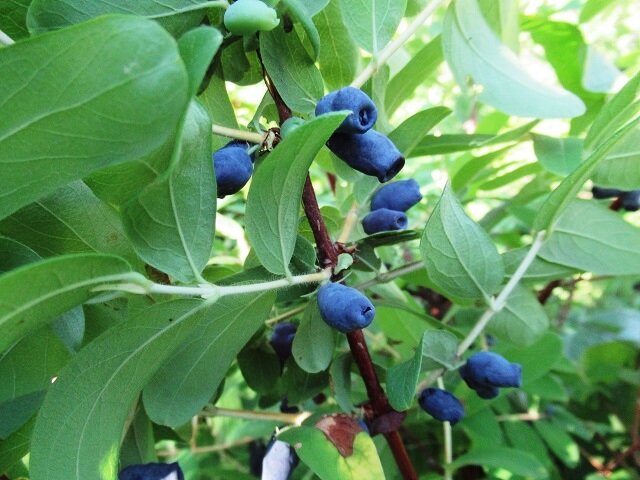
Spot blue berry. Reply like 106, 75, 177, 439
317, 283, 375, 333
248, 440, 267, 477
361, 208, 408, 235
270, 322, 297, 361
327, 130, 404, 182
418, 388, 465, 425
262, 438, 298, 480
621, 190, 640, 211
592, 186, 624, 199
315, 86, 378, 134
459, 351, 522, 399
213, 141, 253, 198
370, 179, 422, 212
119, 462, 184, 480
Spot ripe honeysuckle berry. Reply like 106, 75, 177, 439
262, 438, 299, 480
621, 190, 640, 211
315, 86, 378, 134
223, 0, 280, 36
270, 322, 297, 361
418, 388, 465, 425
248, 440, 267, 477
361, 208, 408, 235
212, 141, 253, 198
459, 351, 522, 398
592, 186, 624, 199
327, 130, 404, 183
280, 116, 305, 138
317, 282, 375, 333
370, 179, 422, 212
118, 462, 184, 480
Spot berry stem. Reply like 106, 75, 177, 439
437, 377, 453, 480
212, 124, 265, 144
202, 406, 311, 425
351, 0, 448, 88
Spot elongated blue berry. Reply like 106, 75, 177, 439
262, 438, 298, 480
621, 190, 640, 211
459, 351, 522, 399
270, 322, 297, 361
592, 186, 624, 199
418, 388, 465, 424
317, 283, 375, 333
371, 179, 422, 212
362, 208, 407, 235
119, 462, 184, 480
327, 130, 404, 182
315, 86, 378, 134
213, 141, 253, 198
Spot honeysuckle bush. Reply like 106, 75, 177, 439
0, 0, 639, 479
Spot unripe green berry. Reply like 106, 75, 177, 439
224, 0, 280, 36
280, 117, 305, 138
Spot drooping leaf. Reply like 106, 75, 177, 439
177, 25, 223, 97
143, 292, 275, 426
119, 405, 157, 467
538, 200, 640, 275
488, 286, 549, 346
442, 0, 585, 118
122, 100, 215, 283
314, 0, 358, 90
387, 330, 458, 411
0, 181, 138, 264
279, 426, 385, 479
338, 0, 407, 54
292, 300, 336, 374
0, 254, 133, 353
0, 16, 189, 220
532, 134, 583, 176
30, 299, 213, 480
246, 112, 347, 275
420, 183, 504, 301
260, 23, 325, 114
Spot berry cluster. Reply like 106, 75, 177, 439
418, 351, 522, 424
592, 186, 640, 211
316, 87, 405, 182
362, 179, 423, 235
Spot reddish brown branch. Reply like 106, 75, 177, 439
260, 52, 417, 480
537, 279, 562, 305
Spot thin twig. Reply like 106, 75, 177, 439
355, 260, 425, 291
202, 406, 312, 425
212, 124, 264, 144
264, 304, 307, 326
437, 378, 453, 480
351, 0, 449, 88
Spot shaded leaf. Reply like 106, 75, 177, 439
338, 0, 406, 54
292, 300, 336, 374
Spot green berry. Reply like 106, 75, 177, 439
224, 0, 280, 36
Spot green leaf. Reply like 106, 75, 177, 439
498, 332, 563, 385
580, 0, 615, 22
292, 300, 336, 374
0, 236, 40, 273
330, 354, 355, 412
0, 416, 34, 474
461, 407, 504, 448
338, 0, 406, 54
260, 23, 324, 114
51, 306, 86, 353
443, 0, 585, 118
503, 422, 552, 467
534, 419, 580, 468
0, 181, 138, 264
0, 254, 132, 353
122, 100, 215, 283
387, 329, 458, 411
246, 112, 346, 275
143, 292, 275, 426
587, 73, 640, 189
314, 0, 358, 90
386, 36, 443, 114
0, 16, 189, 220
0, 390, 45, 440
177, 25, 223, 97
30, 299, 213, 480
538, 200, 640, 275
488, 286, 549, 346
26, 0, 216, 33
120, 405, 157, 467
282, 0, 321, 60
532, 134, 583, 176
502, 248, 580, 283
449, 447, 547, 478
420, 183, 504, 301
279, 426, 385, 479
0, 0, 30, 39
533, 114, 640, 232
237, 347, 281, 394
388, 107, 452, 158
280, 362, 330, 404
